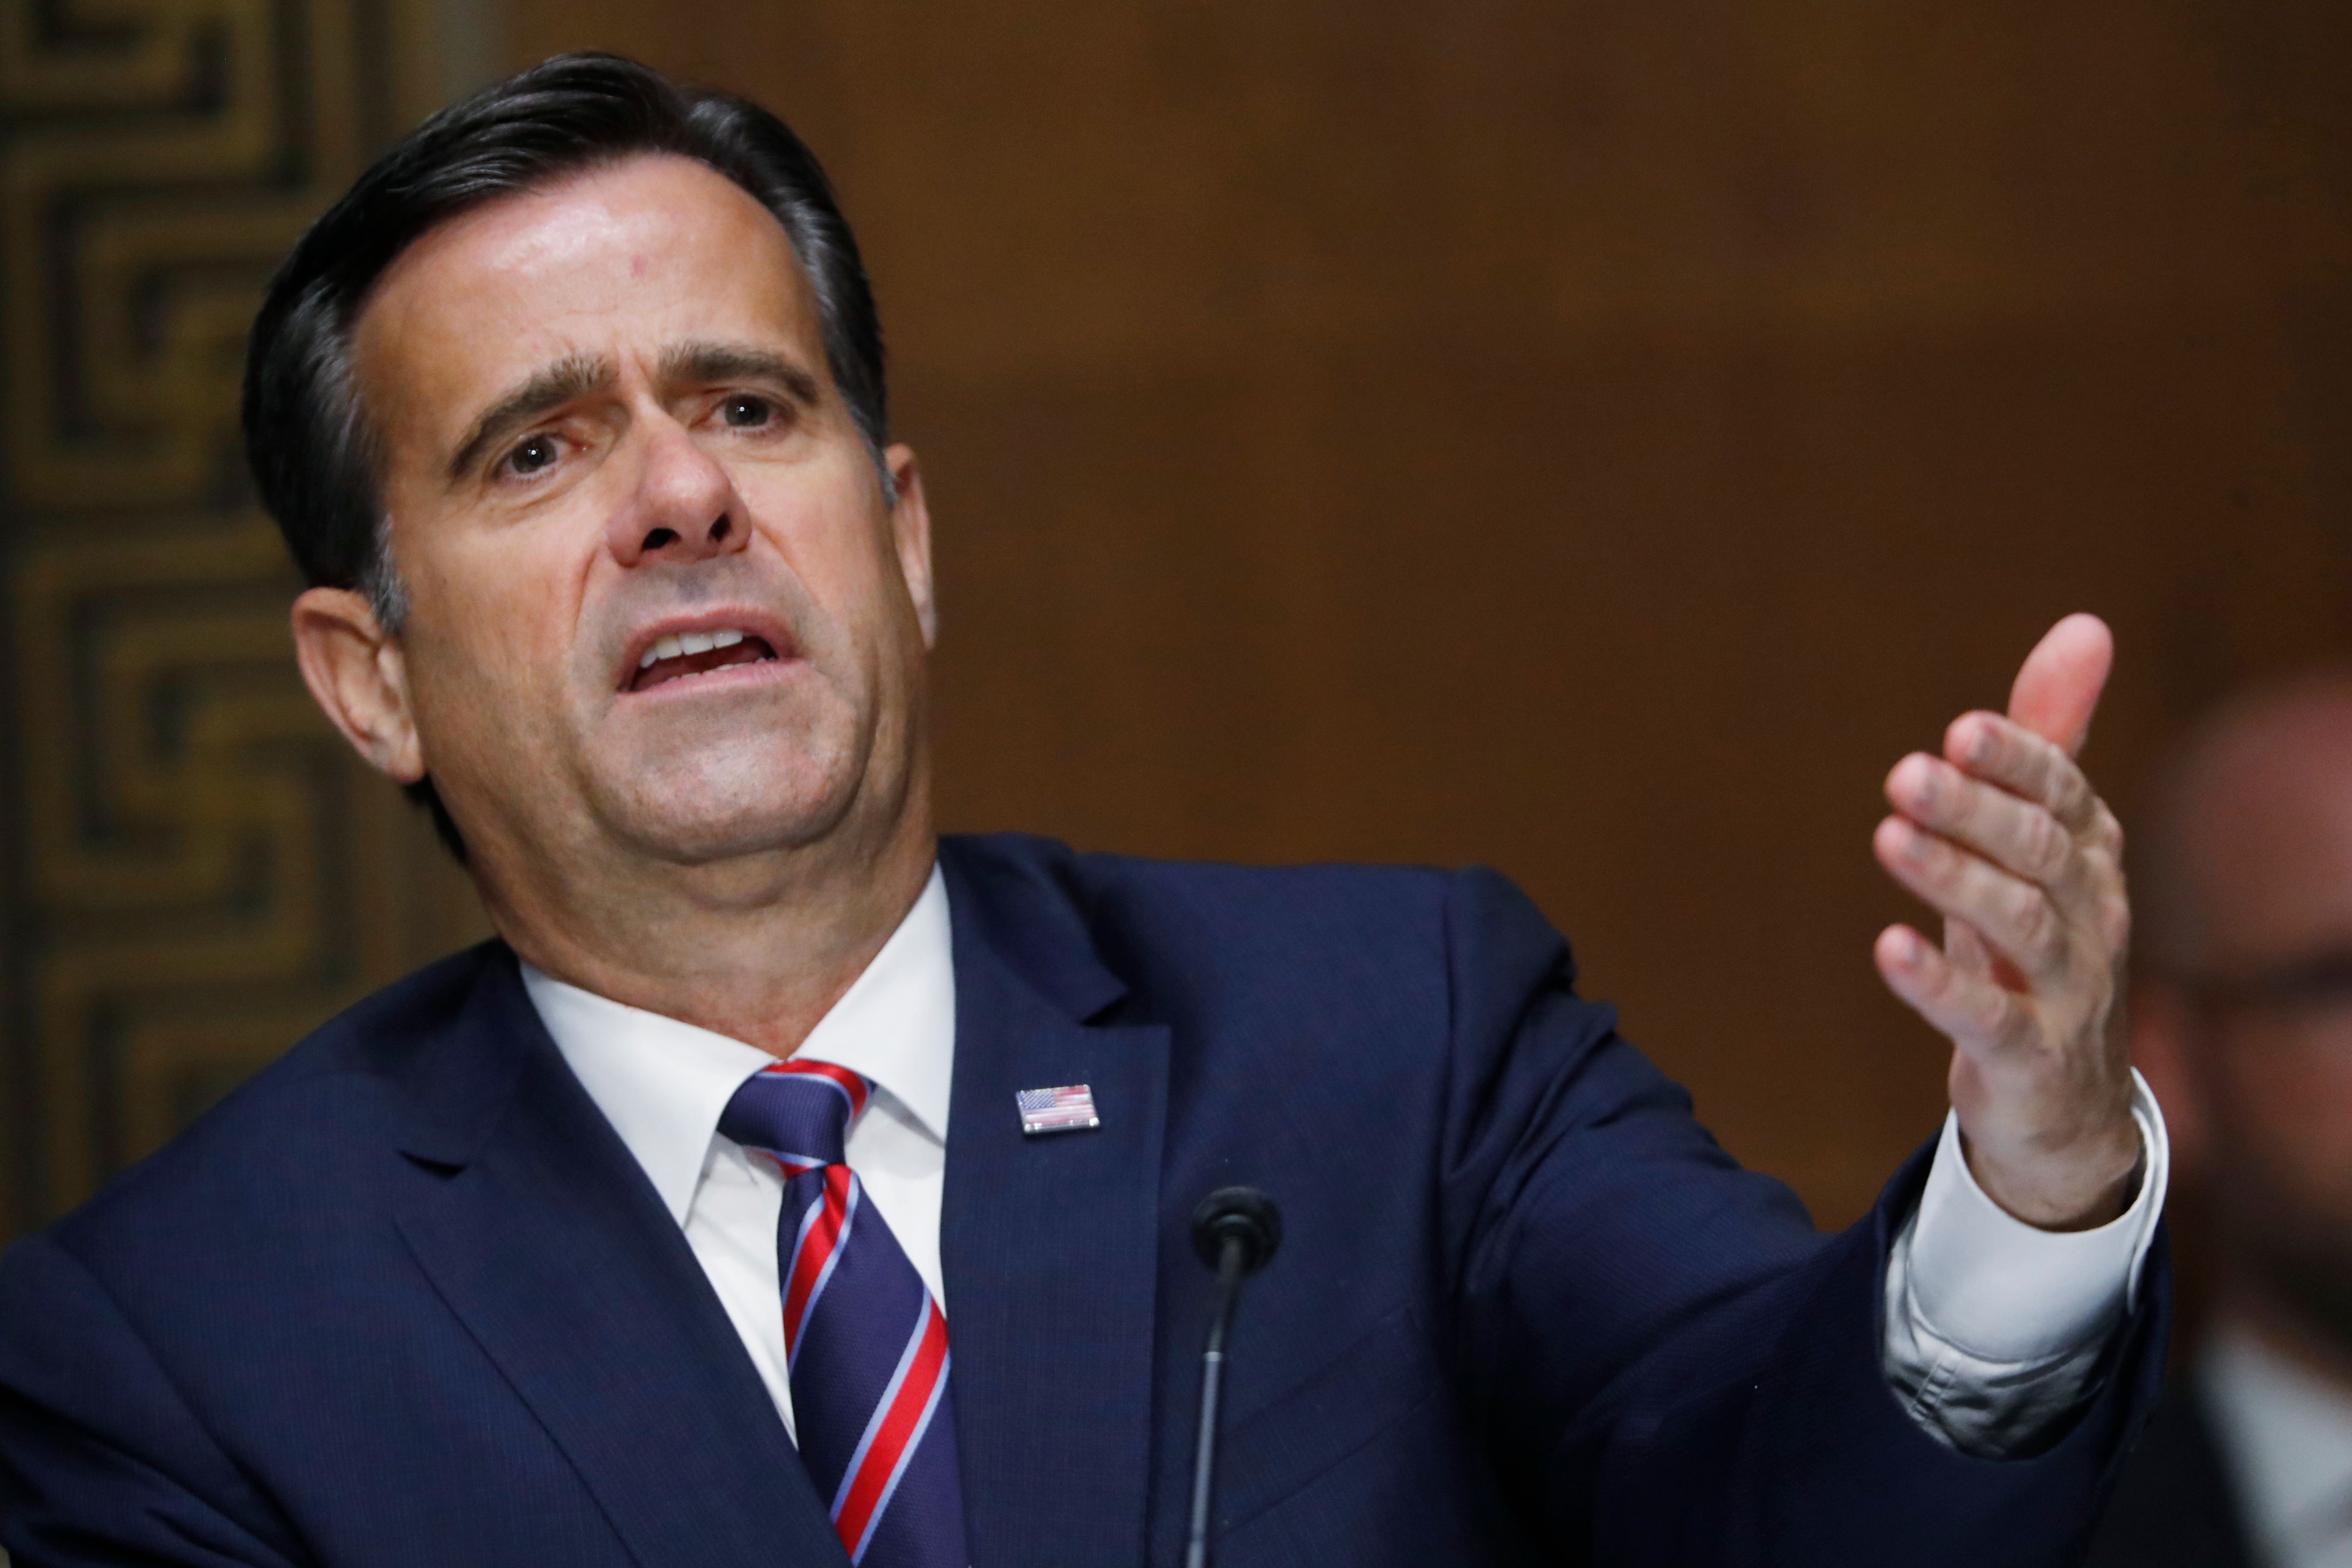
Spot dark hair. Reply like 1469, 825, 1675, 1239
242, 52, 889, 860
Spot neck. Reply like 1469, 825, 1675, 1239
474, 800, 938, 1060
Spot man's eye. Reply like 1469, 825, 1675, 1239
721, 394, 775, 429
505, 434, 561, 475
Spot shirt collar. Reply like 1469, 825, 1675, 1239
2202, 1322, 2352, 1552
520, 864, 955, 1227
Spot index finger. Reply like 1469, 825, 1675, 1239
1944, 711, 2098, 833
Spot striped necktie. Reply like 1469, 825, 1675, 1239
720, 1060, 969, 1567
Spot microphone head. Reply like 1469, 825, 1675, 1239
1191, 1186, 1283, 1275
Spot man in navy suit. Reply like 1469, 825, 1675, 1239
0, 53, 2166, 1566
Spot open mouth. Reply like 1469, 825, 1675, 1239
626, 627, 782, 693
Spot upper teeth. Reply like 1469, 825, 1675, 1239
639, 627, 750, 669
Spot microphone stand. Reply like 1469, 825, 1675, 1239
1185, 1234, 1248, 1568
1184, 1187, 1282, 1568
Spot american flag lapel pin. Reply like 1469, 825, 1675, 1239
1016, 1083, 1100, 1136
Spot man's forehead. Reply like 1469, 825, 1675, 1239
386, 153, 795, 295
353, 154, 818, 416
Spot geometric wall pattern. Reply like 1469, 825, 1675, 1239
0, 0, 492, 1241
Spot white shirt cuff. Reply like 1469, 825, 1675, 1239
1905, 1067, 2168, 1363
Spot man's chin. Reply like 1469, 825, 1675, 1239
613, 805, 854, 868
595, 759, 863, 868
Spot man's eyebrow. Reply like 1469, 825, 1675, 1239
445, 354, 615, 481
659, 340, 822, 404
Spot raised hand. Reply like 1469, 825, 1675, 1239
1871, 614, 2140, 1230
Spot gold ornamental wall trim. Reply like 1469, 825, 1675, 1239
0, 0, 495, 1237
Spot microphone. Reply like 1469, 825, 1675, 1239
1184, 1187, 1283, 1568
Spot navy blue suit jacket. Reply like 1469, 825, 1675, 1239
0, 834, 2165, 1565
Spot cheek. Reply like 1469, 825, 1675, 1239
401, 527, 586, 745
745, 475, 909, 653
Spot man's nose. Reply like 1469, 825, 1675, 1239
605, 417, 752, 569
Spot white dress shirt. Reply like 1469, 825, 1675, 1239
523, 869, 956, 1440
523, 861, 2168, 1454
2201, 1326, 2352, 1568
1884, 1070, 2167, 1452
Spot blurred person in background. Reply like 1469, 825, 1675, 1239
2089, 671, 2352, 1568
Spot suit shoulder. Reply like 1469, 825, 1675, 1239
34, 942, 506, 1257
948, 829, 1464, 929
184, 937, 500, 1116
941, 831, 1572, 1005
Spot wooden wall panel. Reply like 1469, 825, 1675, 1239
0, 6, 2343, 1238
501, 1, 2352, 1224
0, 0, 495, 1236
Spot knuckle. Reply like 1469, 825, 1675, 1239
1929, 769, 1969, 830
2026, 811, 2069, 878
2005, 728, 2047, 775
2050, 766, 2091, 821
1914, 832, 1953, 881
2012, 889, 2063, 964
1973, 990, 2018, 1040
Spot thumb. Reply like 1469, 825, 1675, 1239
2007, 612, 2114, 757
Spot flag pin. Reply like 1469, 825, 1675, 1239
1016, 1084, 1100, 1136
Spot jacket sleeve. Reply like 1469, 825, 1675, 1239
0, 1233, 306, 1567
1434, 866, 2168, 1567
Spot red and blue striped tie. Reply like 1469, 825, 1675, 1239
721, 1060, 969, 1567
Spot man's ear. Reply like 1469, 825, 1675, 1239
290, 587, 426, 783
2131, 979, 2209, 1177
884, 443, 937, 649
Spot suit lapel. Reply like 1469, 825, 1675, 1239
393, 951, 848, 1568
940, 844, 1170, 1568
